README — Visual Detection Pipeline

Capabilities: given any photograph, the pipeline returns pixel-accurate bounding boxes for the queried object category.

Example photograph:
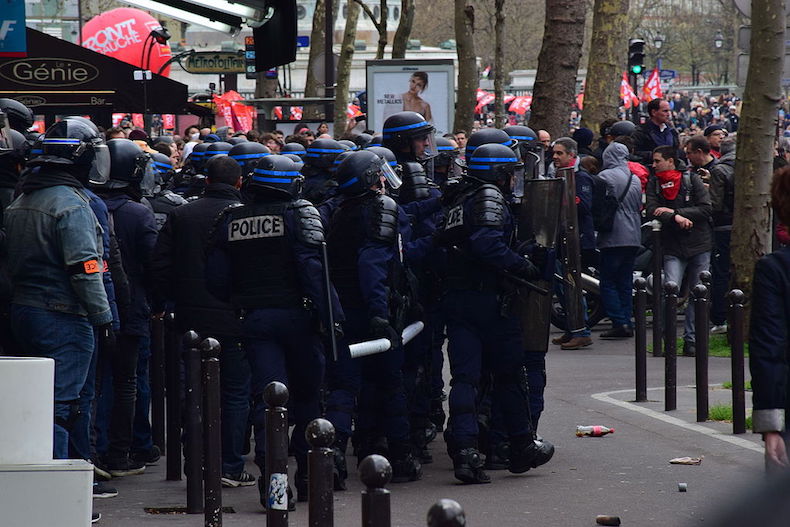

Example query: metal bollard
[201,338,222,527]
[426,499,466,527]
[164,313,182,481]
[150,315,166,451]
[183,331,204,513]
[651,220,664,357]
[360,455,392,527]
[699,270,712,297]
[264,381,290,526]
[692,284,710,422]
[728,290,747,434]
[634,277,648,403]
[663,281,679,411]
[306,418,335,527]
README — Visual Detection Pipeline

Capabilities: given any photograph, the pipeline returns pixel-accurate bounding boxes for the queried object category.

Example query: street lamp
[714,30,724,49]
[136,26,172,136]
[654,33,665,50]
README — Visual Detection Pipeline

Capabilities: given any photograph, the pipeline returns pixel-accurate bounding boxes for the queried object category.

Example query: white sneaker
[710,324,728,334]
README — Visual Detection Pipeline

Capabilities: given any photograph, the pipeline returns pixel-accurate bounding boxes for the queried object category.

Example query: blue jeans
[216,336,250,475]
[243,308,324,474]
[132,335,152,454]
[11,304,95,459]
[599,246,638,328]
[69,334,99,461]
[664,252,711,343]
[710,230,731,325]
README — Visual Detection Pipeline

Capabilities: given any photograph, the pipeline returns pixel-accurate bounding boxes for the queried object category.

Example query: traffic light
[628,39,645,75]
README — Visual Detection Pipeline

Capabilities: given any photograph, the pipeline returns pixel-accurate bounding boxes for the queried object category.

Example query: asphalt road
[95,326,765,526]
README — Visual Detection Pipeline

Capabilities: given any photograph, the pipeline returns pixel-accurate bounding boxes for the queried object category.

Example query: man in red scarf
[646,145,713,357]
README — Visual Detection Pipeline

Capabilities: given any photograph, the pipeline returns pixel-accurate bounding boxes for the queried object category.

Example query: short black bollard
[728,289,747,434]
[183,330,204,513]
[426,499,465,527]
[201,338,222,527]
[150,315,166,451]
[664,281,679,411]
[651,220,664,357]
[634,277,648,403]
[164,313,182,481]
[306,418,335,527]
[264,381,290,526]
[360,455,392,527]
[692,284,710,422]
[699,270,712,297]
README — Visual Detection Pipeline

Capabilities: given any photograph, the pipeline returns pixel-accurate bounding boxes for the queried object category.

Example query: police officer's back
[147,152,187,231]
[302,138,346,204]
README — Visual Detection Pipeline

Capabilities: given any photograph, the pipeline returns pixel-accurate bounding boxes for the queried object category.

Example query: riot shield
[516,178,564,352]
[558,166,586,336]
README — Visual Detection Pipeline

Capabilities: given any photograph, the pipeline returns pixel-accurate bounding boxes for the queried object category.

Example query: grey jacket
[595,143,643,249]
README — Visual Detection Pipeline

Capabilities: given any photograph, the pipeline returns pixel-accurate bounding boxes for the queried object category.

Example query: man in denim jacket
[5,117,112,459]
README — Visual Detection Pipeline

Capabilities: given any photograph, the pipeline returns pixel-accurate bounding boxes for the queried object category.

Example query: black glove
[370,316,402,349]
[96,323,116,353]
[513,257,540,281]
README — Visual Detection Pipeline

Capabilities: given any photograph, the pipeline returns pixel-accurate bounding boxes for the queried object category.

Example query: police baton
[349,321,424,359]
[320,241,339,362]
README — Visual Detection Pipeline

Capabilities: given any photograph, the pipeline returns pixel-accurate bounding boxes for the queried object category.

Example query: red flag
[161,114,175,130]
[507,95,532,115]
[132,114,144,128]
[576,92,584,110]
[476,88,490,101]
[620,72,639,109]
[503,94,516,104]
[642,68,663,102]
[273,106,283,120]
[346,104,363,119]
[475,93,496,113]
[290,106,303,120]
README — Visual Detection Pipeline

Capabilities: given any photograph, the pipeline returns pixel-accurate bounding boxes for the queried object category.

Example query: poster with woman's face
[366,60,455,136]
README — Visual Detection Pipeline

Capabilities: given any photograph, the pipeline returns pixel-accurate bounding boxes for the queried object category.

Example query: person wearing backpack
[647,145,713,357]
[707,136,736,334]
[594,142,643,339]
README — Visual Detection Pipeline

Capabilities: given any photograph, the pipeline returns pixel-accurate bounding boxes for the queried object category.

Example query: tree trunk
[392,0,415,59]
[304,0,327,118]
[493,0,506,128]
[731,0,783,309]
[528,0,588,139]
[579,0,628,134]
[376,0,388,59]
[335,0,360,137]
[454,1,476,134]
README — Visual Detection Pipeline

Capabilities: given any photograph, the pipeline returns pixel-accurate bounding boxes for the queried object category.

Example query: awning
[0,28,192,116]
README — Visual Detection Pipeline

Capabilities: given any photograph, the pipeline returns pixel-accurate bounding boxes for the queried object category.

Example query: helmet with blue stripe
[282,153,305,171]
[434,136,459,168]
[204,141,232,160]
[150,152,174,178]
[248,154,304,198]
[338,139,358,151]
[305,138,346,169]
[334,150,401,195]
[281,142,307,159]
[465,143,522,183]
[229,141,271,170]
[465,128,516,158]
[382,111,436,159]
[187,142,210,171]
[366,135,383,148]
[365,146,398,170]
[29,117,110,184]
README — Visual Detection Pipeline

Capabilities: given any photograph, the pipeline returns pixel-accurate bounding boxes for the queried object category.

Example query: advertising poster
[366,59,455,136]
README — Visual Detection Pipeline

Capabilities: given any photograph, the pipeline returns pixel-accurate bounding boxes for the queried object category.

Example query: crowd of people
[0,91,788,524]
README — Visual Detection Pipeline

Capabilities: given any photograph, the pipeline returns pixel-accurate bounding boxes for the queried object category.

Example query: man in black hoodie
[150,155,253,487]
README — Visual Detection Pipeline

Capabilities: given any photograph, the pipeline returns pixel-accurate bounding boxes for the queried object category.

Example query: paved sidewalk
[94,325,766,526]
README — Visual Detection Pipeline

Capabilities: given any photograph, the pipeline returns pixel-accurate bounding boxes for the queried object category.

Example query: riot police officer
[302,138,347,204]
[0,98,35,133]
[463,128,516,159]
[382,112,437,177]
[281,142,307,160]
[147,152,187,231]
[504,125,543,180]
[206,154,342,507]
[324,150,422,487]
[438,143,551,484]
[176,142,210,198]
[433,136,460,187]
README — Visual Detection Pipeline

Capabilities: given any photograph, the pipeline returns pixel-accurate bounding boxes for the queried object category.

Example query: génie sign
[0,58,99,87]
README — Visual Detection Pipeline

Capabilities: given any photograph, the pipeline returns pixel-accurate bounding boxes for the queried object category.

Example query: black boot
[294,471,308,502]
[429,400,446,432]
[509,435,554,474]
[454,447,491,484]
[533,438,555,467]
[484,441,510,471]
[389,441,422,483]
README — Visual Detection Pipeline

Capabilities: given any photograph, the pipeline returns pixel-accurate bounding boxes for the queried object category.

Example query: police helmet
[353,133,373,149]
[332,149,355,171]
[305,138,346,169]
[29,117,110,184]
[204,141,232,160]
[398,161,431,203]
[465,128,516,158]
[338,139,358,151]
[365,146,399,170]
[0,98,35,132]
[106,138,154,191]
[0,129,29,176]
[465,143,522,184]
[188,143,211,170]
[334,150,401,195]
[607,120,636,137]
[150,152,175,182]
[282,153,305,171]
[228,136,248,145]
[229,141,270,169]
[366,135,383,148]
[281,142,307,158]
[382,111,436,159]
[434,136,459,168]
[249,154,304,198]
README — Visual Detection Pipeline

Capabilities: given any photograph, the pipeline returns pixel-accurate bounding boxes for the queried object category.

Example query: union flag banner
[642,68,663,102]
[620,72,639,109]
